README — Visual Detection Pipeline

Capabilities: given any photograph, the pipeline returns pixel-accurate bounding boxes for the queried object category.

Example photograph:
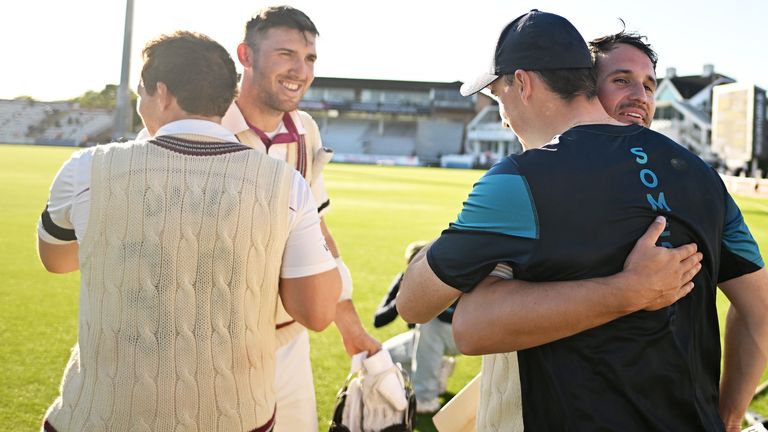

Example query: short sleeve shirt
[38,119,335,279]
[428,124,763,431]
[220,104,331,215]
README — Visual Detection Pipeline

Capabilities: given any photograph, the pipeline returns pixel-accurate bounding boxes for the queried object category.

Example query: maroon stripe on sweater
[43,408,276,431]
[276,319,296,330]
[297,134,307,179]
[251,409,276,432]
[150,135,250,156]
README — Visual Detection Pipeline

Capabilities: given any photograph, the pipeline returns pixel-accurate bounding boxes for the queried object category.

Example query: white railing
[720,174,768,197]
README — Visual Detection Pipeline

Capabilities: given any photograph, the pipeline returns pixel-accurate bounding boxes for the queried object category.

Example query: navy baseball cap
[460,10,593,96]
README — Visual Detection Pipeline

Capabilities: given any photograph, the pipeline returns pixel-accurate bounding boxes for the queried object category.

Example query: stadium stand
[301,77,485,166]
[0,99,112,146]
[35,110,112,146]
[368,136,416,157]
[368,122,417,156]
[321,119,374,154]
[416,119,463,161]
[0,100,51,144]
[3,77,491,166]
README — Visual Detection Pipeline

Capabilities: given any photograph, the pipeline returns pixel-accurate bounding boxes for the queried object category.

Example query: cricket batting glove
[340,376,364,431]
[361,350,408,432]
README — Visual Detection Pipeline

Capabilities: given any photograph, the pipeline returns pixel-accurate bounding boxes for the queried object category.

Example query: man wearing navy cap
[397,10,768,431]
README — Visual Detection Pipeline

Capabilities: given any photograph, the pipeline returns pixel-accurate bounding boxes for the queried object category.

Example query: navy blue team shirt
[428,124,764,431]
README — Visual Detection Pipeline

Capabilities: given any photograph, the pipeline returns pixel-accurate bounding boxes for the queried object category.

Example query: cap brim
[460,73,499,96]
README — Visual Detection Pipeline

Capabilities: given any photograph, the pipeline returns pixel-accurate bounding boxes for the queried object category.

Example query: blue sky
[3,0,766,101]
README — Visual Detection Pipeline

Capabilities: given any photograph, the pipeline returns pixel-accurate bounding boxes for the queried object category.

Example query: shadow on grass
[742,208,768,217]
[414,391,457,432]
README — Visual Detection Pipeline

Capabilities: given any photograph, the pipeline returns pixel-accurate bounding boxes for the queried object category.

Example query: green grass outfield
[1,143,766,431]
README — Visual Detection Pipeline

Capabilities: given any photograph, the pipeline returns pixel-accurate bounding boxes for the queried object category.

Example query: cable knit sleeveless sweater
[478,352,525,432]
[235,111,321,348]
[44,135,292,431]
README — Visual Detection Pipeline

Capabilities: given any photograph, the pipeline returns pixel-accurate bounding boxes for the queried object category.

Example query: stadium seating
[0,99,112,146]
[322,119,373,154]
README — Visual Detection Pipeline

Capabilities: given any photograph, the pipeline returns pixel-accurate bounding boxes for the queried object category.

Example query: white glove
[361,351,408,432]
[341,376,364,432]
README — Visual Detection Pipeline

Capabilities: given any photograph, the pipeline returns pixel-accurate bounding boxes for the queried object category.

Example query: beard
[247,67,305,114]
[261,89,301,114]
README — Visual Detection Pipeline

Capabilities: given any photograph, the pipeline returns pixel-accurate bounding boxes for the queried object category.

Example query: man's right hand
[622,216,703,311]
[453,215,706,354]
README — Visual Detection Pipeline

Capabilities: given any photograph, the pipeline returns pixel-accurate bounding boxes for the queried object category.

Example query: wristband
[336,257,354,301]
[489,263,514,280]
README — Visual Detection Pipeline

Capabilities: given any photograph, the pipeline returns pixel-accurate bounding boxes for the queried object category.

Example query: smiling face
[595,43,657,127]
[241,26,316,116]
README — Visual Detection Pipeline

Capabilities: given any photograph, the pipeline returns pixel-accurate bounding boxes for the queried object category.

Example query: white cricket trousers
[273,329,318,432]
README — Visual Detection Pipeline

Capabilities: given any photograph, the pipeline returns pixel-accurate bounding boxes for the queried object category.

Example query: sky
[2,0,767,101]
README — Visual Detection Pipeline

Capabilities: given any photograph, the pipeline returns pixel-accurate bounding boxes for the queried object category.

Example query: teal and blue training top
[429,124,763,431]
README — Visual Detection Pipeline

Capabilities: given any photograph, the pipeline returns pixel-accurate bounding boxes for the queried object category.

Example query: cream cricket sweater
[44,135,292,431]
[233,110,328,347]
[478,352,525,432]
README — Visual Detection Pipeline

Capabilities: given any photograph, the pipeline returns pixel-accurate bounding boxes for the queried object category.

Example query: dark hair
[141,31,238,117]
[504,68,598,102]
[244,5,319,48]
[589,21,658,70]
[404,240,428,264]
